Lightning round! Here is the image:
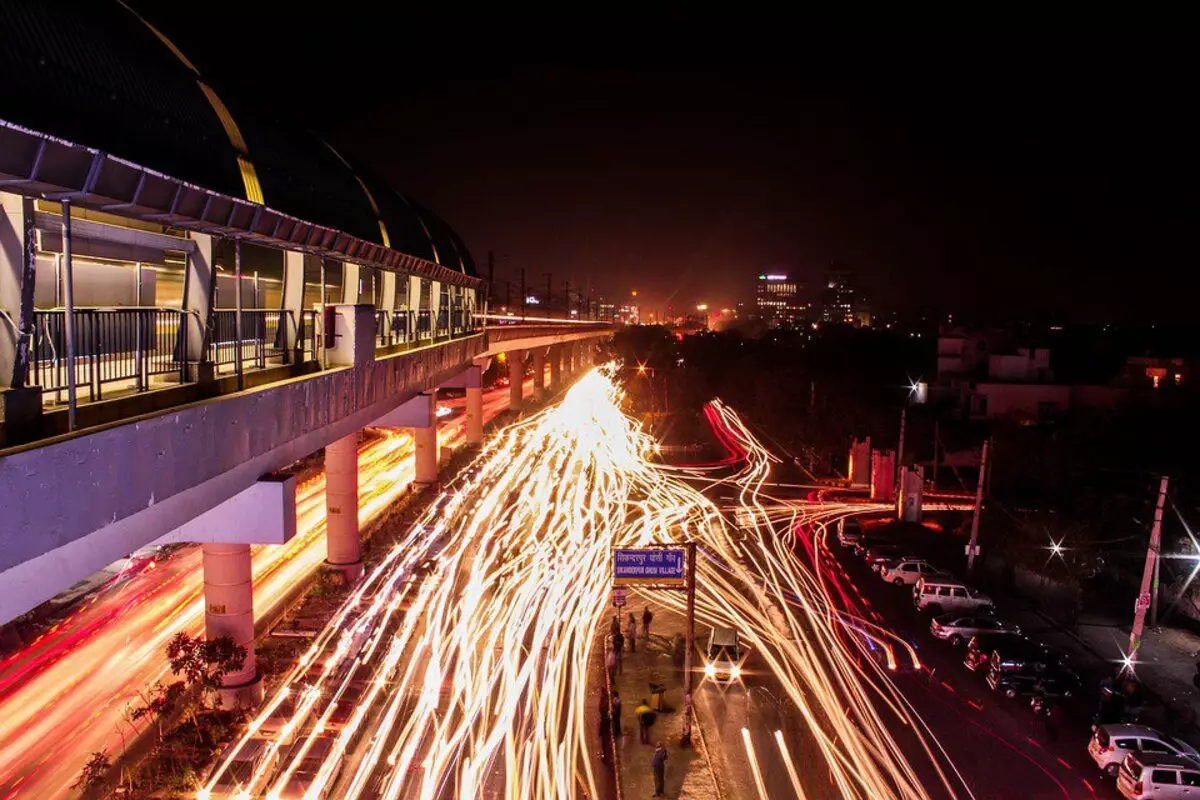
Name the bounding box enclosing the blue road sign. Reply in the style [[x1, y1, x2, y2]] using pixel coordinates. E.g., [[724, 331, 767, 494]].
[[613, 548, 687, 587]]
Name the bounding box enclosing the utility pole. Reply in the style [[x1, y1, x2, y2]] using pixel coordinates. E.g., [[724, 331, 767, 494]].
[[487, 250, 495, 306], [544, 272, 552, 313], [1134, 477, 1169, 652], [520, 267, 526, 319], [894, 405, 907, 501], [932, 420, 940, 491], [966, 439, 989, 574], [681, 540, 697, 746]]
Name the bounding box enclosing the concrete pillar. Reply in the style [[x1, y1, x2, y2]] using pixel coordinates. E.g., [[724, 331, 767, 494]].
[[325, 433, 363, 582], [282, 250, 306, 360], [532, 348, 546, 402], [412, 391, 439, 486], [549, 344, 562, 389], [202, 543, 262, 705], [899, 465, 924, 522], [430, 279, 442, 336], [185, 232, 217, 380], [508, 351, 524, 409], [849, 436, 871, 487], [464, 366, 484, 445], [342, 262, 360, 304], [380, 271, 397, 343], [870, 449, 896, 500]]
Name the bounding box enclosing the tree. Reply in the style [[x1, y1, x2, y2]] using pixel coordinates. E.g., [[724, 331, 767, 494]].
[[72, 750, 111, 795], [133, 633, 246, 733]]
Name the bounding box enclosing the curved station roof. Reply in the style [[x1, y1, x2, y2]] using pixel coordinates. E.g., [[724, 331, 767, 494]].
[[0, 1, 475, 277]]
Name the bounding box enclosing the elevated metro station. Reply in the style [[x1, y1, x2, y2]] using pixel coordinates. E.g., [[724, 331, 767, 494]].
[[0, 1, 611, 698]]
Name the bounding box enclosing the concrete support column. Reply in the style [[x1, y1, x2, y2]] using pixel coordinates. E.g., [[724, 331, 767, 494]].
[[549, 344, 562, 389], [202, 543, 262, 705], [325, 433, 363, 582], [532, 348, 546, 402], [185, 232, 216, 381], [508, 351, 524, 409], [342, 262, 360, 304], [464, 366, 484, 445], [282, 251, 306, 360], [567, 343, 576, 374], [412, 391, 439, 486]]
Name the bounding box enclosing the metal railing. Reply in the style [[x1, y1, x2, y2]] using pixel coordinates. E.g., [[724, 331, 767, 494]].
[[209, 309, 291, 370], [373, 307, 482, 349], [21, 302, 484, 410], [299, 310, 318, 363], [31, 308, 188, 402]]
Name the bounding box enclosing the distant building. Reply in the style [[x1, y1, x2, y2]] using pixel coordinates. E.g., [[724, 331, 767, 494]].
[[755, 273, 808, 327], [936, 325, 1122, 422], [821, 268, 856, 325]]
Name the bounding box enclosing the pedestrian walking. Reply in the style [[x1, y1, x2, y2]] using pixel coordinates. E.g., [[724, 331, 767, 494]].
[[610, 614, 621, 638], [599, 689, 611, 741], [651, 741, 668, 797], [643, 605, 654, 641], [635, 698, 656, 744], [612, 632, 624, 672], [606, 646, 617, 685], [611, 691, 623, 735], [626, 613, 637, 653]]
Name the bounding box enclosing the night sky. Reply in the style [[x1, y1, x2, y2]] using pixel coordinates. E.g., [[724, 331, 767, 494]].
[[132, 10, 1192, 325]]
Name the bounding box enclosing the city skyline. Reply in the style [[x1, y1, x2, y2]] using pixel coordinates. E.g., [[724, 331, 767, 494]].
[[117, 11, 1192, 326]]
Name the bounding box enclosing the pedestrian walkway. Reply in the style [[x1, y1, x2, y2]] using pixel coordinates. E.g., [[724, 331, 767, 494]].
[[605, 596, 720, 800]]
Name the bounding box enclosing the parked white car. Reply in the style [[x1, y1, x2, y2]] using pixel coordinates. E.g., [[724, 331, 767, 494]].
[[1089, 724, 1200, 779], [879, 559, 943, 586], [1118, 751, 1200, 798], [913, 578, 994, 615], [930, 614, 1018, 646]]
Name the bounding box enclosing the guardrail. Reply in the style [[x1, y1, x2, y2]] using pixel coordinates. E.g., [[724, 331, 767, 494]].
[[31, 308, 188, 402], [375, 308, 481, 349], [21, 304, 484, 410], [209, 309, 291, 370]]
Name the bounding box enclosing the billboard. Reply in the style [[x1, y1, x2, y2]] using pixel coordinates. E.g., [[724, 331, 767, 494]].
[[613, 548, 687, 587]]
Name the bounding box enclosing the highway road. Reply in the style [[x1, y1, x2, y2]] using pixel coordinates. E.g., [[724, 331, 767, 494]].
[[0, 384, 517, 799], [198, 373, 977, 800], [689, 401, 1119, 799]]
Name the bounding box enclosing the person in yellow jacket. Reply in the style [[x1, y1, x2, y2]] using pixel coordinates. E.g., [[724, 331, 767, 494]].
[[634, 699, 656, 743]]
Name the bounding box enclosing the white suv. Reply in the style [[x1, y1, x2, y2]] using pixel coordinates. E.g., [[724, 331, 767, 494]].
[[912, 578, 994, 615], [1118, 751, 1200, 798], [1089, 724, 1200, 779], [879, 559, 942, 586]]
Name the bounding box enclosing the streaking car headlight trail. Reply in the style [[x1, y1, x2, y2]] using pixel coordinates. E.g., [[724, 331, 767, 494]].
[[202, 370, 967, 800]]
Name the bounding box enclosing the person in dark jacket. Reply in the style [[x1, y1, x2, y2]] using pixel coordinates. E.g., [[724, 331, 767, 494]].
[[651, 741, 668, 797], [611, 691, 623, 735], [643, 605, 654, 641]]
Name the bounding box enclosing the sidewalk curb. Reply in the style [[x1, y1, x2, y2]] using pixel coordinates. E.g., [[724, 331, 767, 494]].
[[689, 695, 727, 800]]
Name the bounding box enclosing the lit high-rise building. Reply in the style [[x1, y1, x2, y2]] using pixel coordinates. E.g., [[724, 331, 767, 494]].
[[755, 273, 808, 327], [821, 268, 857, 325]]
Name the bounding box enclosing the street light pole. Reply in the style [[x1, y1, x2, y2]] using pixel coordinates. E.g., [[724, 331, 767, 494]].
[[682, 540, 697, 745], [894, 405, 907, 502]]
